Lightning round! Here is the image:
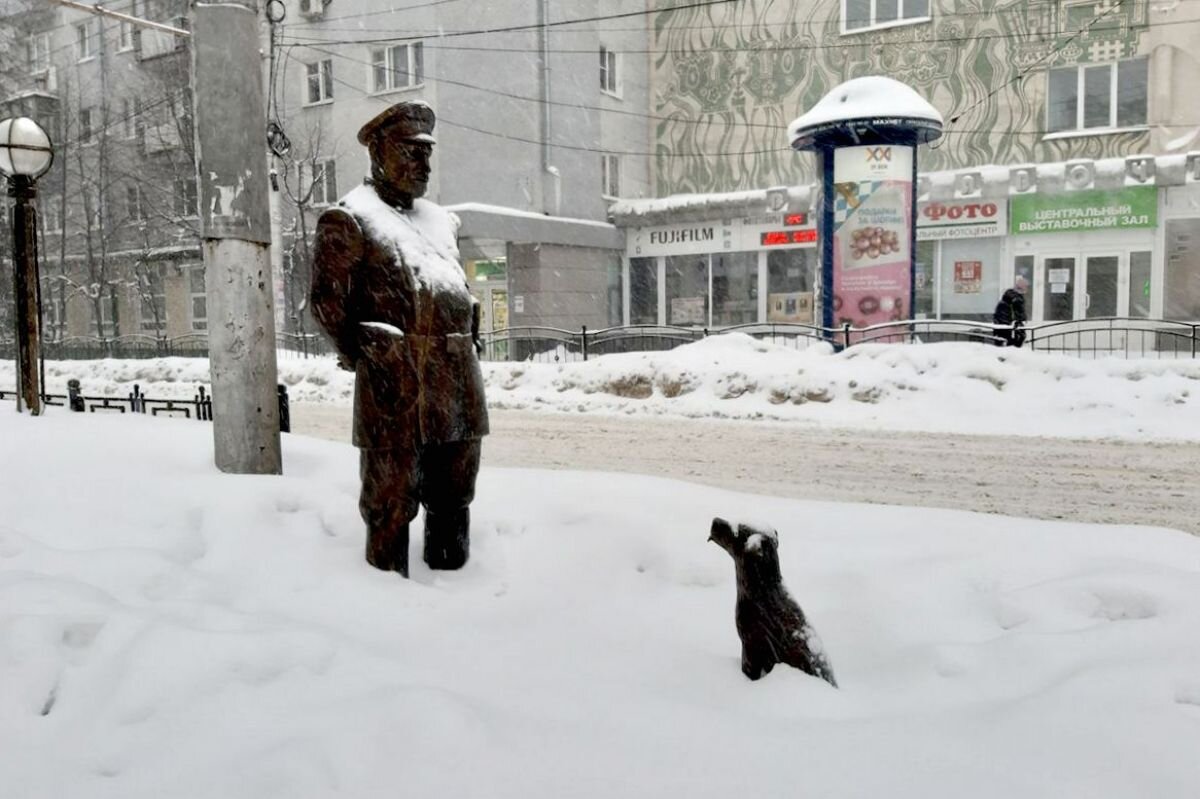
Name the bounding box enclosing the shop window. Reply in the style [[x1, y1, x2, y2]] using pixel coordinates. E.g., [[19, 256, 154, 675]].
[[666, 255, 709, 326], [939, 238, 1001, 322], [767, 249, 816, 323], [306, 60, 334, 104], [1128, 251, 1151, 319], [371, 42, 424, 93], [629, 257, 657, 325], [1165, 220, 1200, 321], [712, 252, 757, 327], [914, 240, 936, 318], [843, 0, 930, 33], [1047, 58, 1147, 134], [607, 257, 623, 327]]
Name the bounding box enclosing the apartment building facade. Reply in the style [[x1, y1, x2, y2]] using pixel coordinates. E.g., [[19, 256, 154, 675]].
[[620, 0, 1200, 328]]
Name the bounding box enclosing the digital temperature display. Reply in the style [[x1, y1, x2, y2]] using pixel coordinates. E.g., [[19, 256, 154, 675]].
[[761, 229, 818, 246]]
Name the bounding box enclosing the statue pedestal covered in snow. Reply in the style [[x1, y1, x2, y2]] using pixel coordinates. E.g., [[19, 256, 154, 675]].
[[709, 517, 837, 686], [788, 77, 943, 342], [310, 101, 489, 578]]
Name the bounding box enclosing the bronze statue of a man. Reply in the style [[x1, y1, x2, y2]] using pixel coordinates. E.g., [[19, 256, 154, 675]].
[[309, 101, 488, 577]]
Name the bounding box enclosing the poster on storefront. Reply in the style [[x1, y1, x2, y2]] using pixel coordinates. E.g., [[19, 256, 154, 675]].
[[953, 261, 982, 294], [767, 292, 814, 323], [670, 296, 705, 325], [917, 199, 1006, 240], [832, 145, 914, 327]]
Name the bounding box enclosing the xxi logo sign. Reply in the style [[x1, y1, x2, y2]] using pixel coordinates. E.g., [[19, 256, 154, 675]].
[[865, 147, 893, 163]]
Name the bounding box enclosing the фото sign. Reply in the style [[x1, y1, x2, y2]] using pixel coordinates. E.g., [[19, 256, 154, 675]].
[[831, 144, 914, 327], [1010, 187, 1157, 234], [918, 200, 1006, 240]]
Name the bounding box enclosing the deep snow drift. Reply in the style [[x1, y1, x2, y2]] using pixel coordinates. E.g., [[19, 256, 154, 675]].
[[6, 335, 1200, 440], [2, 412, 1199, 798]]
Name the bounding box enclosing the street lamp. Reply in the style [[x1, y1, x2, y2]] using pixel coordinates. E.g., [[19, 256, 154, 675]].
[[0, 116, 54, 415]]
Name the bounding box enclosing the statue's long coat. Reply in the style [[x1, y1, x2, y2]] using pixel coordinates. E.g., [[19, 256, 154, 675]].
[[309, 184, 489, 449]]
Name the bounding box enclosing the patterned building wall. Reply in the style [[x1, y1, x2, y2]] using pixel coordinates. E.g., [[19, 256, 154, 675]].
[[651, 0, 1173, 195]]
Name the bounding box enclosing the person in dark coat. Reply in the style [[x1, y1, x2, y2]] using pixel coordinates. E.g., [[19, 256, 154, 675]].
[[993, 278, 1028, 347], [309, 101, 488, 577]]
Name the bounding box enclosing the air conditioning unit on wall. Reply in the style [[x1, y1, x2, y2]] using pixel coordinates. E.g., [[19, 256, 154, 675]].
[[299, 0, 330, 19]]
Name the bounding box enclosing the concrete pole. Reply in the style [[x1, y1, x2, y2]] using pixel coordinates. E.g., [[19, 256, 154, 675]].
[[191, 1, 281, 474]]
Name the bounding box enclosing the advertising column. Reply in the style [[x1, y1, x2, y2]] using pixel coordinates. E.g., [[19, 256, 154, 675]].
[[831, 145, 914, 328]]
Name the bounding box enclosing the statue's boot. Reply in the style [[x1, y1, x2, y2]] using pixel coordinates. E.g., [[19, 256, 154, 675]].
[[366, 523, 410, 578], [424, 508, 469, 570]]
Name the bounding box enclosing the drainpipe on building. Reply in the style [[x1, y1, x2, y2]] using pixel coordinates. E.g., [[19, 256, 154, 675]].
[[538, 0, 559, 215]]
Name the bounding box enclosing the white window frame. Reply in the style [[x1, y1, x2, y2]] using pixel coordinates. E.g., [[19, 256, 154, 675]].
[[139, 265, 167, 333], [307, 159, 338, 206], [370, 42, 424, 94], [41, 197, 63, 233], [188, 266, 207, 332], [79, 107, 95, 145], [600, 45, 620, 96], [305, 59, 334, 105], [126, 185, 148, 222], [174, 176, 198, 218], [118, 20, 134, 52], [76, 19, 97, 61], [1044, 57, 1149, 138], [601, 154, 620, 199], [841, 0, 931, 35], [28, 32, 50, 74]]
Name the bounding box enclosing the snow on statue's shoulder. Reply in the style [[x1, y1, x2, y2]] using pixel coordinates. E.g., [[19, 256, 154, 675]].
[[340, 185, 467, 296], [787, 76, 943, 144]]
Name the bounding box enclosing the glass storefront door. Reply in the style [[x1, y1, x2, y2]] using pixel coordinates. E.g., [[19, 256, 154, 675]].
[[1082, 254, 1119, 318], [1041, 256, 1076, 321]]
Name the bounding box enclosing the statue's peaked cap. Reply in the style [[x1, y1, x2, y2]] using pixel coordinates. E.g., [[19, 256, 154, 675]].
[[357, 101, 436, 146]]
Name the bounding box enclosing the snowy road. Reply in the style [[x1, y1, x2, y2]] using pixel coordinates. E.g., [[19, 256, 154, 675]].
[[291, 403, 1199, 535]]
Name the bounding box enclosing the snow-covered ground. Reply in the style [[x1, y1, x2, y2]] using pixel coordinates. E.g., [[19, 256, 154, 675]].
[[2, 412, 1199, 797], [5, 334, 1200, 440]]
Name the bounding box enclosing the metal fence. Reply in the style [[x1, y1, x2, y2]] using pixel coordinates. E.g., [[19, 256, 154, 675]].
[[1, 317, 1197, 363], [0, 379, 291, 432]]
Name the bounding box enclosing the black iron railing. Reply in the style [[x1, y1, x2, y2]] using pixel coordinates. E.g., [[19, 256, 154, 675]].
[[1, 318, 1196, 363], [0, 379, 291, 433]]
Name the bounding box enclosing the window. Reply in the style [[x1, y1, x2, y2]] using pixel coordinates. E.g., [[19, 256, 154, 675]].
[[174, 176, 198, 217], [371, 42, 424, 93], [309, 159, 338, 206], [122, 99, 136, 138], [601, 154, 620, 198], [139, 266, 167, 333], [79, 108, 94, 145], [767, 249, 817, 323], [1165, 220, 1200, 321], [712, 252, 757, 326], [629, 257, 658, 325], [189, 267, 207, 331], [1047, 58, 1148, 134], [600, 45, 619, 94], [306, 60, 334, 104], [76, 19, 97, 61], [41, 197, 63, 233], [666, 255, 709, 326], [118, 20, 133, 51], [843, 0, 930, 32], [28, 32, 50, 73], [126, 185, 147, 222]]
